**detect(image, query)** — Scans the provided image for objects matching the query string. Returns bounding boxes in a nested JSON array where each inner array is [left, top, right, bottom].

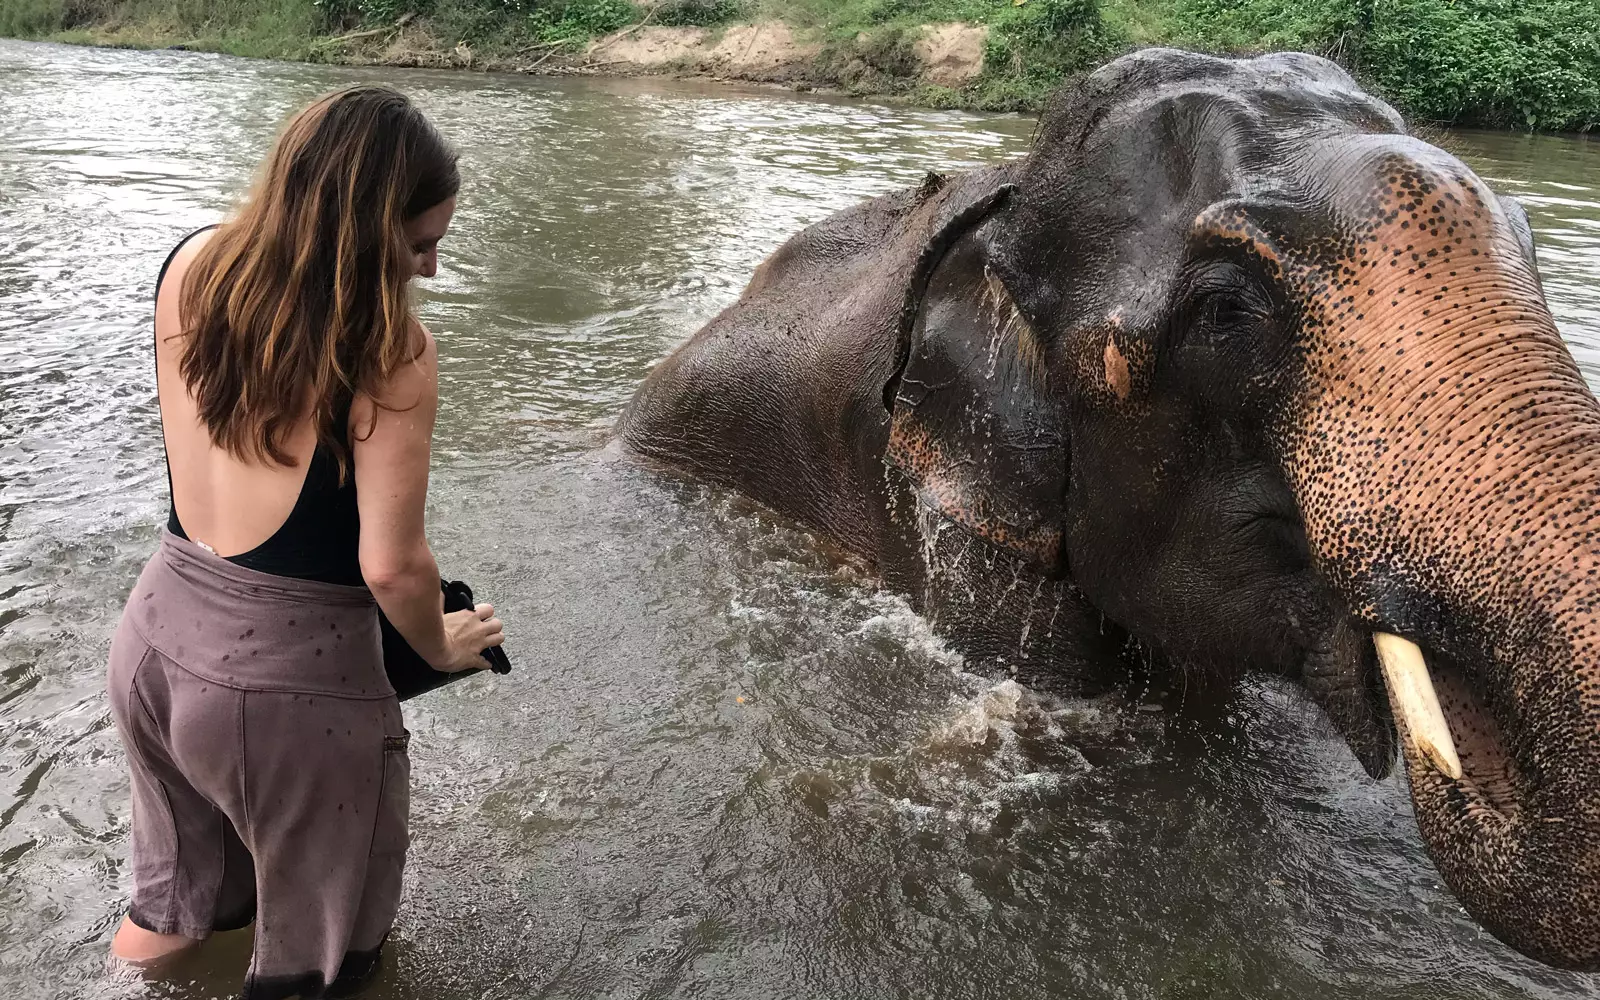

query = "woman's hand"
[[431, 602, 505, 672]]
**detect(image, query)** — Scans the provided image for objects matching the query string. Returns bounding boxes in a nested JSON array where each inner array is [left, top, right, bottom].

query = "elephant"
[[616, 48, 1600, 970]]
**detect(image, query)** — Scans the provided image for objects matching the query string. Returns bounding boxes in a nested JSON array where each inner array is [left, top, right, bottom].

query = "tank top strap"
[[157, 224, 221, 541], [155, 224, 220, 306]]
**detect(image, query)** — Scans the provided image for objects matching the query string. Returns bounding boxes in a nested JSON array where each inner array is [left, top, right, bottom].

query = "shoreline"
[[7, 2, 1599, 132], [31, 18, 1020, 113]]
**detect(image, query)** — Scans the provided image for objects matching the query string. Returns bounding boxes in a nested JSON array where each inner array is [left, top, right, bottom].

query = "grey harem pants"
[[107, 531, 409, 999]]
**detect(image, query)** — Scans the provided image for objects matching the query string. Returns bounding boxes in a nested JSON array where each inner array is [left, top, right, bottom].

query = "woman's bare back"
[[155, 230, 335, 557]]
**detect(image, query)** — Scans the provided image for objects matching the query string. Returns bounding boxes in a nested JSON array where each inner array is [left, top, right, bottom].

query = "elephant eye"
[[1188, 276, 1273, 343], [1173, 261, 1275, 350], [1203, 295, 1258, 329]]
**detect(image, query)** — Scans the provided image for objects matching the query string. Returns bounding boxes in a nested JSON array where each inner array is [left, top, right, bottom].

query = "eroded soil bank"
[[309, 17, 992, 104]]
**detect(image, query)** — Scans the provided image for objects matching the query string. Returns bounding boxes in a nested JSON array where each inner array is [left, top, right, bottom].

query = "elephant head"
[[886, 48, 1600, 968]]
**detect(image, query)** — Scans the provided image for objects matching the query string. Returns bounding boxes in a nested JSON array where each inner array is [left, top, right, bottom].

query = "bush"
[[817, 22, 922, 93], [1163, 0, 1362, 54], [654, 0, 745, 26], [422, 0, 502, 41], [527, 0, 633, 40], [858, 21, 919, 74], [337, 0, 422, 24], [0, 0, 131, 34], [0, 0, 323, 54], [1362, 0, 1600, 131], [979, 0, 1121, 90], [0, 0, 69, 35], [1163, 0, 1600, 131], [416, 0, 636, 47]]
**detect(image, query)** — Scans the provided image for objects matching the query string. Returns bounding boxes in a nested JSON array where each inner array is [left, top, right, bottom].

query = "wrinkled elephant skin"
[[618, 49, 1600, 969]]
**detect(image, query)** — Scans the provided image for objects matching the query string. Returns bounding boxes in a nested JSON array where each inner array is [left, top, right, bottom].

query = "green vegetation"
[[1, 0, 324, 57], [1, 0, 1596, 130], [1160, 0, 1600, 131], [772, 0, 1120, 111]]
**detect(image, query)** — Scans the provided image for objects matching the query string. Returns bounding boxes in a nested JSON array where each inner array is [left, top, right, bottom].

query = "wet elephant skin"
[[619, 48, 1600, 969]]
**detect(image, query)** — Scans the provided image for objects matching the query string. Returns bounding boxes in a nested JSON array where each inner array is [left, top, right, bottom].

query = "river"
[[2, 38, 1599, 1000]]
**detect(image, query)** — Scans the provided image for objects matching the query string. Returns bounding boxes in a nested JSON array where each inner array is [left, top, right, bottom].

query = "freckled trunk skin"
[[1270, 150, 1600, 967]]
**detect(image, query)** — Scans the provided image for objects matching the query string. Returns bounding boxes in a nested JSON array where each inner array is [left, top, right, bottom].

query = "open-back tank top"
[[156, 226, 364, 587]]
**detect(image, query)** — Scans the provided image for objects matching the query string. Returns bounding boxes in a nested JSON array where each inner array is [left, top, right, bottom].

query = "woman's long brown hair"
[[177, 84, 459, 474]]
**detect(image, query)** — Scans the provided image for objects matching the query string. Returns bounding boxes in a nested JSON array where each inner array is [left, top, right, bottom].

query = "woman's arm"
[[354, 326, 502, 671]]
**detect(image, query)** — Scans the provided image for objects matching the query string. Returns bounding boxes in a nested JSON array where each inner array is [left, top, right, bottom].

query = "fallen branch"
[[313, 12, 413, 49], [524, 46, 566, 72], [583, 6, 658, 63], [515, 36, 578, 56]]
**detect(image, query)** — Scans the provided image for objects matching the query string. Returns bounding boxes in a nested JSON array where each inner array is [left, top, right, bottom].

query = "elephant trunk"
[[1400, 432, 1600, 970], [1389, 624, 1600, 970], [1279, 154, 1600, 967]]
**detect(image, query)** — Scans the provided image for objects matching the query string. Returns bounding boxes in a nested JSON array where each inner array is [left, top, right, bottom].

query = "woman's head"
[[178, 84, 459, 469]]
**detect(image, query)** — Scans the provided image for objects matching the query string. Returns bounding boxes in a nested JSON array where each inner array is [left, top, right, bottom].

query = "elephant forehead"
[[1286, 153, 1555, 385], [1255, 152, 1596, 646], [1337, 142, 1507, 228], [1190, 146, 1544, 359], [1192, 138, 1513, 248]]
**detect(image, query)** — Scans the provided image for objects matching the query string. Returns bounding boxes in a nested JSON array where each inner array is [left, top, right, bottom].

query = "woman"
[[105, 85, 503, 998]]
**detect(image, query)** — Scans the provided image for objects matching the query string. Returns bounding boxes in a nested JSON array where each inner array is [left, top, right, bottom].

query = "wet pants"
[[107, 531, 409, 999]]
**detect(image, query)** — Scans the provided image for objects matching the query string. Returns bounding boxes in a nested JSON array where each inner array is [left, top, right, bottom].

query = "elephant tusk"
[[1373, 633, 1464, 781]]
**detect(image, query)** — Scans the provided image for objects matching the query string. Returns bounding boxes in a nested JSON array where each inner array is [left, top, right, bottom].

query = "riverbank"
[[2, 0, 1597, 130]]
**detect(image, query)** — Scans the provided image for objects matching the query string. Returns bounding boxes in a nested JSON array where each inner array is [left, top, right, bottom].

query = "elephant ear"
[[883, 206, 1069, 576]]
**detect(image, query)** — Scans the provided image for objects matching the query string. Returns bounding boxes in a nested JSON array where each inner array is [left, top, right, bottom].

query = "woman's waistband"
[[123, 530, 391, 700], [158, 530, 373, 605]]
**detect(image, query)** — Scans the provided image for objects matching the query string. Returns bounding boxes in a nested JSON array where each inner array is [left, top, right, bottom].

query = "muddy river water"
[[2, 38, 1600, 1000]]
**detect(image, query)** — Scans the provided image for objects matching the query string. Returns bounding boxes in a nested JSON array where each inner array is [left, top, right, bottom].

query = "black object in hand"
[[380, 578, 512, 702]]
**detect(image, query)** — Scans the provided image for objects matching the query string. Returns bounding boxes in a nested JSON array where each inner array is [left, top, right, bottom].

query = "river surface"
[[2, 38, 1599, 1000]]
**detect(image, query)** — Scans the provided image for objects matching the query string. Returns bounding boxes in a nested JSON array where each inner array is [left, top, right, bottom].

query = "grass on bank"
[[1, 0, 1596, 130], [1, 0, 326, 58]]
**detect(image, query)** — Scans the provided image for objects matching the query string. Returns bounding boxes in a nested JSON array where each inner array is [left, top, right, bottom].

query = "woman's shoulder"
[[356, 320, 438, 414], [155, 226, 221, 348], [410, 318, 438, 363], [401, 319, 438, 383], [168, 224, 219, 274], [157, 226, 219, 304]]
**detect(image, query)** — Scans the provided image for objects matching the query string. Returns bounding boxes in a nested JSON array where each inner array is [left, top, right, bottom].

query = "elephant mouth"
[[1369, 633, 1521, 815], [1309, 622, 1519, 812]]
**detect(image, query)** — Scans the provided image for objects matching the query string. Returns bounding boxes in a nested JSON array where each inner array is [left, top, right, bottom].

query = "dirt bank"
[[912, 23, 986, 89], [579, 20, 986, 87], [336, 19, 986, 95]]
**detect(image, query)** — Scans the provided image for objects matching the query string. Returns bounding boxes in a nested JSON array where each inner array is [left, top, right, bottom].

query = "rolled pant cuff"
[[126, 906, 211, 942]]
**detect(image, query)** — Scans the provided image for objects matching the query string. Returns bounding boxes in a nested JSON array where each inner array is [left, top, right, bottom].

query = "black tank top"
[[156, 226, 364, 587]]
